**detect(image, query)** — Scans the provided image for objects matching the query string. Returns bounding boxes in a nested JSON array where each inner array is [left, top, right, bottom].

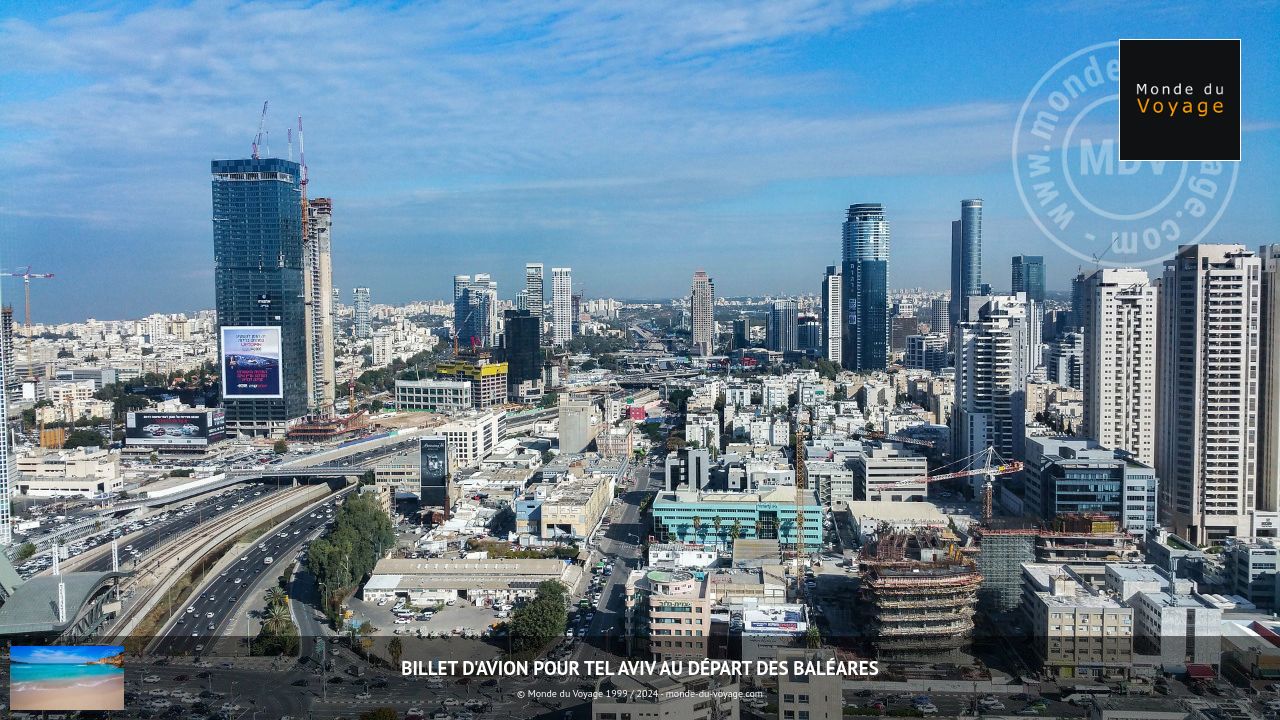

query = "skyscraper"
[[525, 263, 545, 322], [1080, 268, 1157, 466], [953, 294, 1041, 464], [767, 300, 799, 353], [0, 305, 13, 394], [690, 270, 715, 356], [302, 197, 336, 416], [453, 274, 498, 348], [950, 199, 983, 330], [353, 287, 371, 338], [928, 298, 949, 335], [841, 203, 890, 371], [0, 288, 10, 545], [732, 316, 751, 350], [1157, 244, 1263, 543], [552, 267, 573, 345], [212, 157, 308, 435], [821, 265, 842, 366], [1011, 255, 1046, 306], [502, 309, 542, 399], [1258, 245, 1280, 518]]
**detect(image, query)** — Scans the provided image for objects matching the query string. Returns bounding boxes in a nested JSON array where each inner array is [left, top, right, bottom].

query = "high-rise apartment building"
[[954, 293, 1041, 463], [1257, 246, 1280, 519], [1012, 255, 1047, 306], [352, 286, 371, 338], [1080, 268, 1157, 466], [950, 199, 983, 330], [0, 305, 13, 394], [302, 197, 336, 416], [1157, 245, 1263, 543], [732, 316, 751, 350], [928, 297, 950, 335], [212, 157, 308, 435], [524, 263, 545, 321], [767, 300, 799, 353], [842, 203, 890, 371], [0, 289, 10, 544], [453, 273, 499, 348], [552, 267, 573, 345], [690, 270, 715, 356], [821, 265, 843, 365], [1045, 332, 1084, 390]]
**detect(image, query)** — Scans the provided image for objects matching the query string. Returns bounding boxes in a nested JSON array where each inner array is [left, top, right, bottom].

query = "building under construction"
[[858, 530, 982, 662]]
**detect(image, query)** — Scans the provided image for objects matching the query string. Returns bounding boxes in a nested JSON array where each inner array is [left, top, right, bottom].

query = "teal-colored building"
[[651, 486, 823, 552]]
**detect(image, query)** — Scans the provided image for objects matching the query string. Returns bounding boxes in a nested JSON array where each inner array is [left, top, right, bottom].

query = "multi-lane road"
[[156, 492, 344, 656]]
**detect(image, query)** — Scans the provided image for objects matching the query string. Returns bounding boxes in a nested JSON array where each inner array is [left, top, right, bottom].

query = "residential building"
[[767, 300, 799, 353], [904, 333, 947, 372], [624, 568, 711, 660], [1081, 268, 1157, 466], [524, 262, 545, 322], [552, 267, 573, 345], [1021, 437, 1158, 539], [1021, 564, 1134, 679], [437, 411, 504, 469], [950, 199, 983, 330], [928, 298, 949, 335], [394, 379, 472, 413], [212, 156, 308, 435], [0, 299, 9, 543], [596, 423, 634, 459], [302, 197, 336, 416], [842, 203, 890, 371], [1157, 244, 1263, 543], [1261, 246, 1280, 519], [436, 356, 508, 409], [854, 442, 929, 502], [1045, 332, 1084, 390], [954, 293, 1041, 463], [0, 305, 13, 394], [1129, 590, 1222, 671], [1012, 255, 1046, 306], [690, 270, 715, 356], [664, 448, 711, 492], [821, 265, 842, 365], [371, 329, 395, 366], [353, 286, 371, 338]]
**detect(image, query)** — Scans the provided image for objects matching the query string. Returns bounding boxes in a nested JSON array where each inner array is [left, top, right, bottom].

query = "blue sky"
[[1, 1, 1277, 321], [12, 645, 122, 664]]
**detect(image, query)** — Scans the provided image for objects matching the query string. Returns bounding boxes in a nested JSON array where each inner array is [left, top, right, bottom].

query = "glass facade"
[[950, 199, 983, 327], [501, 309, 541, 390], [841, 203, 890, 371], [211, 157, 308, 433], [1012, 255, 1047, 306]]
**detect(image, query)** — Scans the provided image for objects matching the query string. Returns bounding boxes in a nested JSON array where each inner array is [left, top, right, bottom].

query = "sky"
[[11, 645, 122, 664], [0, 1, 1277, 322]]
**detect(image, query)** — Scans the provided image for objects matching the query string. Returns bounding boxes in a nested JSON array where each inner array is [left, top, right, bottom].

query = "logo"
[[1119, 39, 1240, 161], [1012, 42, 1237, 268]]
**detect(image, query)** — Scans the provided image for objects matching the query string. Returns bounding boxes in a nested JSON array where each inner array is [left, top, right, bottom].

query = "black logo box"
[[1119, 38, 1240, 162]]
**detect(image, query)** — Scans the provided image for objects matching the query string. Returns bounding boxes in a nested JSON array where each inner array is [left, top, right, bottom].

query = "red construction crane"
[[854, 428, 934, 449], [1, 266, 55, 381], [882, 447, 1023, 524]]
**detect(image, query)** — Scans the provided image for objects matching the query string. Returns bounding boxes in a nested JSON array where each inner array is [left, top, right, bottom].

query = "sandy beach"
[[11, 665, 124, 711]]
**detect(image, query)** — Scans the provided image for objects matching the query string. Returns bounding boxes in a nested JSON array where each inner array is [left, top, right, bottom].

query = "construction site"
[[856, 529, 982, 662]]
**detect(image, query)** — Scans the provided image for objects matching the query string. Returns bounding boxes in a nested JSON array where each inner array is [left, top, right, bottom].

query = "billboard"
[[221, 326, 283, 399], [125, 410, 226, 448], [419, 436, 449, 506]]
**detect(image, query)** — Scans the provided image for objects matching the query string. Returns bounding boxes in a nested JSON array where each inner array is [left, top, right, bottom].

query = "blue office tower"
[[950, 199, 984, 329], [841, 203, 890, 372]]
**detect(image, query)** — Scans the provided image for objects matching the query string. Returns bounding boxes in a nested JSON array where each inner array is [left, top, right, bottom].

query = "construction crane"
[[250, 100, 269, 160], [852, 428, 934, 448], [1, 266, 55, 381], [882, 447, 1023, 524]]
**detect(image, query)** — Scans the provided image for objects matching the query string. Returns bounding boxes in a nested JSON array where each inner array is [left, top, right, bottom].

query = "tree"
[[387, 636, 404, 667], [63, 429, 105, 449], [691, 516, 702, 543], [273, 439, 289, 455], [539, 391, 560, 410], [15, 542, 36, 562], [806, 625, 822, 649], [508, 581, 568, 654], [712, 516, 723, 546], [360, 470, 376, 486], [357, 620, 376, 652], [729, 520, 742, 546], [360, 710, 400, 720], [265, 587, 287, 608], [264, 603, 292, 633], [370, 399, 384, 413]]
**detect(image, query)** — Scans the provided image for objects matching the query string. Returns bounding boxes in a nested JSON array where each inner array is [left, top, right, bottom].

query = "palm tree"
[[712, 516, 723, 548], [729, 520, 742, 547], [263, 603, 292, 633], [265, 587, 286, 608], [691, 516, 702, 544]]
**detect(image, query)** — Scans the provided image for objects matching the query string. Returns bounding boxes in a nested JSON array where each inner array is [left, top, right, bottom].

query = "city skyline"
[[2, 2, 1278, 322]]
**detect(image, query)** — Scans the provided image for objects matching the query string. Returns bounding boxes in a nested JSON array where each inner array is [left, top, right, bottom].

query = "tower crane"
[[1, 266, 55, 381], [250, 100, 269, 160], [882, 447, 1022, 524]]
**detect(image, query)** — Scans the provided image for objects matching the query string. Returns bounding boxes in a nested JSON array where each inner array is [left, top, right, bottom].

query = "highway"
[[156, 493, 343, 656]]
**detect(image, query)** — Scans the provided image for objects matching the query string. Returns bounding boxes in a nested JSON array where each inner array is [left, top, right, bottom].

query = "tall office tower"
[[928, 298, 950, 335], [841, 203, 890, 371], [821, 265, 843, 365], [0, 289, 10, 545], [453, 274, 499, 348], [502, 309, 542, 398], [949, 199, 983, 330], [1157, 245, 1263, 544], [1011, 255, 1046, 306], [797, 313, 822, 351], [302, 197, 336, 416], [352, 287, 371, 338], [212, 157, 308, 435], [515, 290, 529, 312], [0, 306, 13, 393], [1258, 246, 1280, 517], [732, 317, 751, 350], [953, 294, 1041, 464], [551, 267, 573, 345], [524, 263, 545, 321], [1069, 272, 1089, 330], [690, 270, 715, 356], [767, 300, 799, 353], [1080, 268, 1157, 466]]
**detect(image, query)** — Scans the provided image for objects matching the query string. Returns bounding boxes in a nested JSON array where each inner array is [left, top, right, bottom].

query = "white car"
[[234, 577, 242, 584], [142, 675, 161, 683]]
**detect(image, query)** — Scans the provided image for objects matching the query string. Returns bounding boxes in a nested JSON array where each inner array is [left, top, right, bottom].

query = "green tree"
[[806, 625, 822, 649], [63, 429, 105, 449], [729, 520, 742, 546], [691, 516, 702, 543], [265, 587, 287, 608], [369, 399, 384, 412], [273, 439, 289, 454], [263, 603, 292, 633], [308, 493, 396, 612], [360, 710, 400, 720], [387, 636, 404, 668], [508, 581, 569, 654], [15, 542, 36, 562], [539, 391, 560, 410], [712, 516, 723, 546]]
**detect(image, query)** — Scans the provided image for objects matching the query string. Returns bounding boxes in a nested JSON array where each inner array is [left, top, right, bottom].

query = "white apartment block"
[[954, 294, 1041, 464], [761, 377, 789, 410], [371, 329, 395, 366], [1022, 564, 1134, 679], [1260, 245, 1280, 518], [1129, 591, 1222, 671], [394, 379, 472, 413], [1082, 268, 1157, 467], [438, 411, 504, 469], [853, 442, 928, 501], [551, 267, 573, 345], [822, 265, 843, 366], [1157, 245, 1262, 544]]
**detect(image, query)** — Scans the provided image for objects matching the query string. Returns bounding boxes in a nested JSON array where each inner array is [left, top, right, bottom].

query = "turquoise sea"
[[12, 662, 123, 683]]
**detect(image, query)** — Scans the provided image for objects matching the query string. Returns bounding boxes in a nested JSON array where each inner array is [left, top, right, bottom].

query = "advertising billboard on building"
[[419, 436, 449, 506], [125, 410, 226, 448], [221, 326, 283, 399]]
